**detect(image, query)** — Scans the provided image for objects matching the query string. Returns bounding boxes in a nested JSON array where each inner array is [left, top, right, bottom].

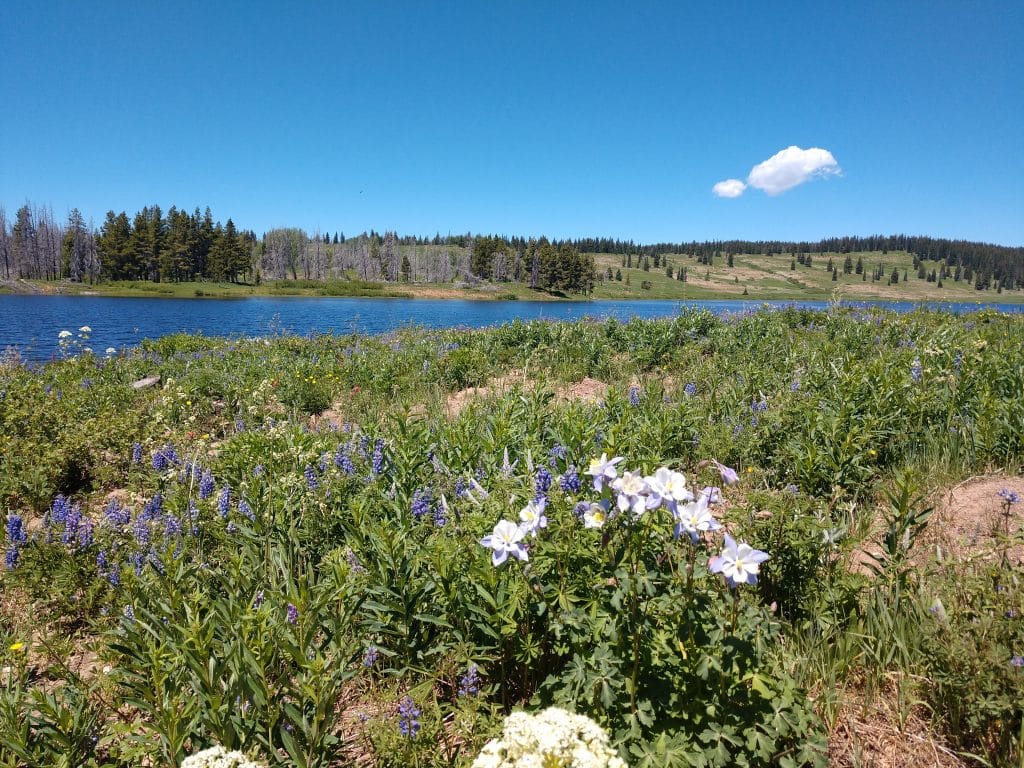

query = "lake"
[[1, 294, 1021, 361]]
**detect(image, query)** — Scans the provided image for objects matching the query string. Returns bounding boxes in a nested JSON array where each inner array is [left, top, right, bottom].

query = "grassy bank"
[[4, 249, 1022, 303], [1, 308, 1022, 767]]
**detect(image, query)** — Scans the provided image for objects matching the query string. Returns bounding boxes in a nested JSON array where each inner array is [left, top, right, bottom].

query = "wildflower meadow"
[[1, 306, 1022, 766]]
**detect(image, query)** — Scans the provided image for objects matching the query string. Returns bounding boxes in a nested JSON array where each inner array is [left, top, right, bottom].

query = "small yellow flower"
[[868, 449, 877, 456], [9, 642, 25, 652], [746, 466, 754, 473], [186, 400, 192, 407]]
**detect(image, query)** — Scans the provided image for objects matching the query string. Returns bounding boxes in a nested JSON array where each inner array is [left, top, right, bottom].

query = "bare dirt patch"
[[926, 474, 1024, 565], [445, 370, 530, 418], [829, 679, 967, 767], [555, 377, 609, 404], [849, 474, 1024, 576]]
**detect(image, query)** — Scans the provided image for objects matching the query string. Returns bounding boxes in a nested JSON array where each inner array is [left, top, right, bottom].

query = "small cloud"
[[712, 179, 747, 198], [714, 145, 841, 198]]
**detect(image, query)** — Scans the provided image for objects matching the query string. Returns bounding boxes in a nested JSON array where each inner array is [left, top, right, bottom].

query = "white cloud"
[[746, 146, 840, 195], [712, 179, 747, 198], [714, 145, 841, 198]]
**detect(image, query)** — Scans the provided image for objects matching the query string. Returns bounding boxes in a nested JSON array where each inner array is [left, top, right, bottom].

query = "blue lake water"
[[1, 294, 1020, 361]]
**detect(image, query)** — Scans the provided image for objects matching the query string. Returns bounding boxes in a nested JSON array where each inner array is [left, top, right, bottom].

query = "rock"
[[131, 375, 161, 390]]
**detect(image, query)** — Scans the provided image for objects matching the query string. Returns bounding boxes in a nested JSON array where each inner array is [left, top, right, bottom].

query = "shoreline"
[[2, 278, 1022, 304]]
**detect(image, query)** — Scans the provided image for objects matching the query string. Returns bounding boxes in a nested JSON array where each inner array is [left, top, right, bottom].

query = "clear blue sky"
[[2, 1, 1022, 245]]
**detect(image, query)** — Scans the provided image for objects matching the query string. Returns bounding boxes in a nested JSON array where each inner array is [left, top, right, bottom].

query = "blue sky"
[[2, 1, 1022, 245]]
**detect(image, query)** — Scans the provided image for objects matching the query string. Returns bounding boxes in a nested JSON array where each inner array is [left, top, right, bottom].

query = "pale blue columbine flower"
[[711, 460, 739, 486], [708, 534, 769, 588], [701, 486, 721, 504], [612, 471, 652, 517], [673, 493, 722, 542], [586, 453, 624, 492], [583, 500, 610, 529], [644, 467, 693, 513], [519, 498, 548, 538], [479, 520, 528, 566]]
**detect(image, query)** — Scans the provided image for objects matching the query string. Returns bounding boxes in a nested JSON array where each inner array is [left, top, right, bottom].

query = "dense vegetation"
[[2, 202, 1021, 296], [1, 307, 1022, 766]]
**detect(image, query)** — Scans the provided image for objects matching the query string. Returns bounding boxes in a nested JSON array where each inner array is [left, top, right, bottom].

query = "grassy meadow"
[[1, 308, 1023, 767]]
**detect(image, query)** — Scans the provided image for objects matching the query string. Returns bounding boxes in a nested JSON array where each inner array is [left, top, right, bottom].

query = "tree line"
[[1, 201, 1019, 292]]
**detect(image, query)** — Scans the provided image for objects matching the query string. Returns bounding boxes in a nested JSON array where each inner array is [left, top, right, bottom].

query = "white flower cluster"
[[181, 745, 266, 768], [472, 707, 626, 768]]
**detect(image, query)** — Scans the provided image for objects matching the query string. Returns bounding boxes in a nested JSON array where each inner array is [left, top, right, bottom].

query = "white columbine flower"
[[673, 493, 722, 542], [480, 520, 529, 567], [708, 533, 769, 588], [586, 453, 624, 492], [519, 498, 547, 537], [583, 500, 610, 529], [612, 471, 650, 517]]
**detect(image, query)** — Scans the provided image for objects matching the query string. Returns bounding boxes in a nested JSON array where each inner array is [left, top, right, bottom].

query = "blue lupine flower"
[[559, 466, 581, 494], [629, 386, 641, 406], [235, 418, 246, 433], [152, 451, 168, 472], [226, 521, 238, 534], [286, 603, 299, 625], [129, 550, 146, 575], [785, 483, 799, 495], [454, 477, 467, 497], [77, 519, 94, 550], [397, 696, 420, 739], [683, 382, 697, 397], [534, 467, 553, 501], [131, 443, 142, 463], [4, 547, 19, 570], [998, 489, 1020, 504], [363, 645, 379, 668], [217, 486, 231, 518], [239, 500, 254, 521], [62, 504, 82, 546], [433, 504, 447, 528], [304, 465, 318, 490], [107, 561, 121, 586], [372, 439, 385, 475], [458, 663, 480, 697], [6, 515, 27, 546], [123, 604, 135, 621], [253, 464, 265, 477], [1011, 655, 1024, 668], [573, 501, 589, 520], [790, 380, 800, 392], [141, 494, 163, 521], [953, 351, 963, 371], [252, 590, 265, 610], [199, 470, 215, 500], [549, 444, 566, 464], [411, 488, 431, 521], [911, 358, 922, 383]]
